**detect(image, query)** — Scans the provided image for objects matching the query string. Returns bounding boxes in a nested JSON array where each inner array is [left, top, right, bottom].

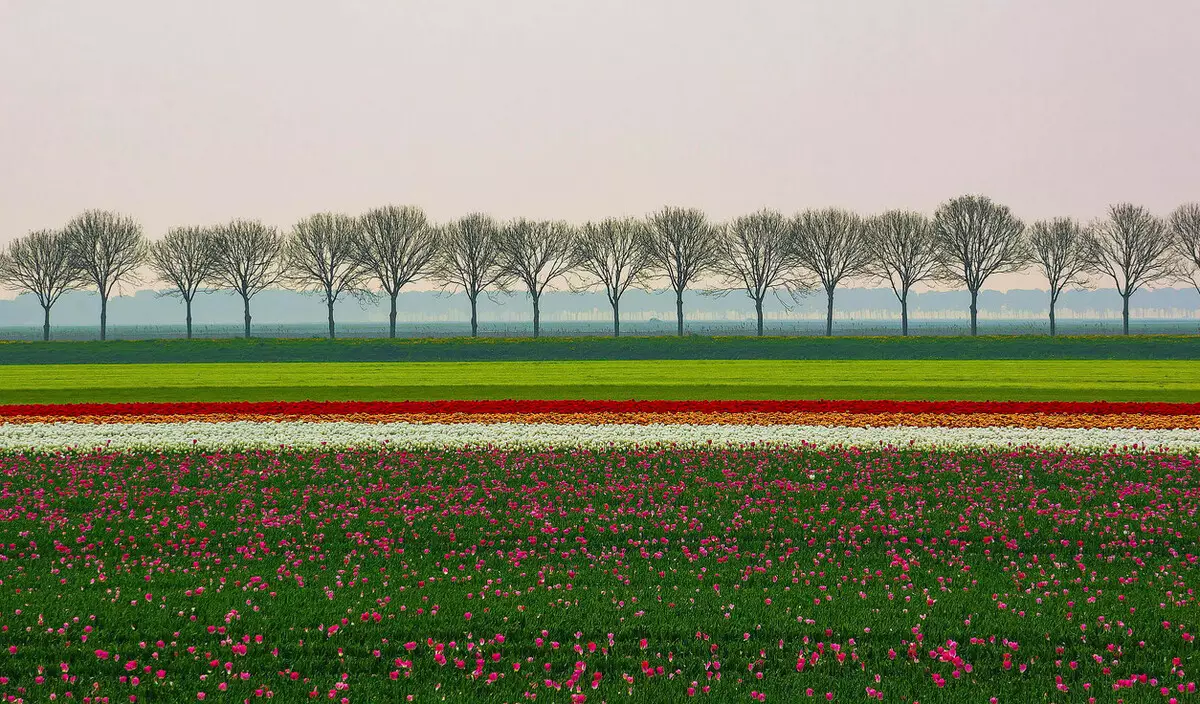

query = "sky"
[[2, 0, 1199, 294]]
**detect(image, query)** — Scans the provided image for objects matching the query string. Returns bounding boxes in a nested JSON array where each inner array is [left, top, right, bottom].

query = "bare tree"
[[0, 230, 83, 341], [865, 210, 939, 336], [1087, 203, 1176, 335], [209, 219, 285, 339], [63, 210, 147, 341], [357, 205, 440, 339], [498, 219, 577, 338], [576, 217, 651, 337], [641, 207, 721, 336], [933, 195, 1026, 336], [1027, 218, 1091, 337], [286, 213, 368, 340], [792, 208, 872, 336], [148, 226, 218, 339], [432, 213, 508, 337], [1171, 203, 1200, 301], [711, 209, 803, 336]]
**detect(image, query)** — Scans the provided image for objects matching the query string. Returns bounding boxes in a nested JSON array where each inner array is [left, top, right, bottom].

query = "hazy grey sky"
[[2, 0, 1198, 291]]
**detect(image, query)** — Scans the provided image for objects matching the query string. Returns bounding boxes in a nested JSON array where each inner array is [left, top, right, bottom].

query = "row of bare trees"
[[3, 197, 1200, 340]]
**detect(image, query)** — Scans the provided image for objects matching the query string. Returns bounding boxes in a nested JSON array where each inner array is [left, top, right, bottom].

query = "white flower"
[[1, 421, 1199, 452]]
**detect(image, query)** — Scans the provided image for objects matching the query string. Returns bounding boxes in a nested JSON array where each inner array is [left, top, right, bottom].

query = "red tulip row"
[[1, 398, 1198, 418]]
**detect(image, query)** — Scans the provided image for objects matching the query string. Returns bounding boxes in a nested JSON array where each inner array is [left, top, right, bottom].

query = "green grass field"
[[3, 334, 1200, 364], [0, 359, 1195, 403]]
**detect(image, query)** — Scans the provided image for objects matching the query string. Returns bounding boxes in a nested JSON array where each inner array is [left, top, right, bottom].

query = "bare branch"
[[793, 208, 872, 291], [1028, 217, 1091, 304], [63, 209, 148, 340], [0, 229, 83, 340], [286, 213, 368, 302], [864, 210, 938, 336], [1087, 203, 1176, 334], [208, 219, 285, 338], [498, 218, 577, 337], [286, 213, 369, 339], [430, 213, 508, 336], [149, 226, 219, 303], [1170, 203, 1200, 294], [356, 205, 440, 338], [575, 217, 651, 337], [792, 208, 871, 336], [933, 195, 1027, 291], [64, 209, 146, 298], [932, 195, 1026, 335], [866, 210, 939, 300], [357, 205, 440, 297], [500, 219, 577, 300], [1028, 217, 1091, 336], [641, 206, 721, 336], [209, 220, 286, 300], [711, 209, 806, 335], [1086, 203, 1176, 297]]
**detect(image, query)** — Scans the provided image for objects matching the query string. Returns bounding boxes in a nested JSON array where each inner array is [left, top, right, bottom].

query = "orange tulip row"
[[4, 410, 1197, 429]]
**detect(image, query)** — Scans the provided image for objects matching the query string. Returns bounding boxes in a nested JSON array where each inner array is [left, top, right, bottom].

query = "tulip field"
[[1, 396, 1199, 704]]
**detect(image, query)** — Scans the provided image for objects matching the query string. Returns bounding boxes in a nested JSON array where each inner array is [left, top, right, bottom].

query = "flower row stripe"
[[5, 410, 1200, 429], [3, 398, 1200, 417], [3, 420, 1200, 451]]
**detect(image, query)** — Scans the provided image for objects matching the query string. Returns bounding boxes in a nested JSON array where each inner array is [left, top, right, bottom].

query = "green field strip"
[[3, 334, 1200, 364], [0, 359, 1195, 403]]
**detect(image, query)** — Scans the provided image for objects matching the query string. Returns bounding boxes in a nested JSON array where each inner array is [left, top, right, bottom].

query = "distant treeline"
[[2, 287, 1198, 330], [1, 335, 1198, 365], [2, 198, 1199, 341]]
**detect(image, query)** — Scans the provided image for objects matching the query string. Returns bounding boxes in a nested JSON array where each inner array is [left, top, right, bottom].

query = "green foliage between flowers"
[[0, 446, 1196, 702]]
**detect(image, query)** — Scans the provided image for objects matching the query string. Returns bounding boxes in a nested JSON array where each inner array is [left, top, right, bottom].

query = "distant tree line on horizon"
[[2, 196, 1200, 341]]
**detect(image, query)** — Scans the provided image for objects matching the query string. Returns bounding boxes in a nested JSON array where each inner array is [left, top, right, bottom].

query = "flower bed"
[[2, 419, 1200, 451], [0, 445, 1196, 702], [4, 398, 1200, 417]]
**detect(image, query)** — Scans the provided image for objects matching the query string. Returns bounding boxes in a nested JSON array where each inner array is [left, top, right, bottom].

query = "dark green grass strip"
[[2, 334, 1200, 364]]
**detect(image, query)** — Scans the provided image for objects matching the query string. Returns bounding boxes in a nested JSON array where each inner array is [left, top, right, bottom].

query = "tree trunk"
[[42, 304, 51, 342], [185, 297, 193, 340], [243, 295, 252, 339], [675, 291, 684, 337], [99, 296, 108, 341], [532, 294, 540, 338], [755, 297, 764, 337], [825, 288, 834, 337], [1122, 294, 1130, 335], [327, 299, 336, 340], [470, 295, 478, 337], [612, 298, 620, 338], [389, 293, 398, 339], [1048, 294, 1056, 337], [900, 294, 909, 337], [969, 289, 979, 337]]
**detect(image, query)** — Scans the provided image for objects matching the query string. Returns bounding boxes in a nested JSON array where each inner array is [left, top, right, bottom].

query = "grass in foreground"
[[3, 333, 1200, 365], [1, 446, 1196, 702], [0, 359, 1196, 404]]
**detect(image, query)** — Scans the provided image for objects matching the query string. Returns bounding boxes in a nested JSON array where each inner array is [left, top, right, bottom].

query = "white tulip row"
[[1, 420, 1199, 452]]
